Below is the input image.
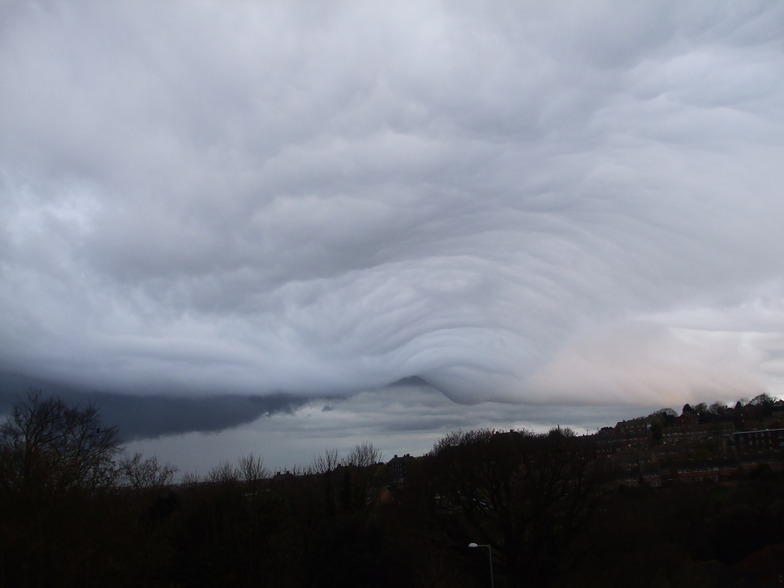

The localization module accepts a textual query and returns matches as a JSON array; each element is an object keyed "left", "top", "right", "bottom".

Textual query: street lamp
[{"left": 468, "top": 542, "right": 494, "bottom": 588}]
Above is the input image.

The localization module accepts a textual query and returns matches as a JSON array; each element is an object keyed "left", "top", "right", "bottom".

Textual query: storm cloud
[
  {"left": 2, "top": 0, "right": 784, "bottom": 419},
  {"left": 0, "top": 372, "right": 308, "bottom": 439}
]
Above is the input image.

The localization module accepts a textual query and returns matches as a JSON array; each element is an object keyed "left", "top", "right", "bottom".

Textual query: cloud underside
[
  {"left": 0, "top": 372, "right": 310, "bottom": 440},
  {"left": 1, "top": 0, "right": 784, "bottom": 409}
]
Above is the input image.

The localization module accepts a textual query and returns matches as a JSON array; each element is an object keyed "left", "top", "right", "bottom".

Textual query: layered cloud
[{"left": 2, "top": 0, "right": 784, "bottom": 408}]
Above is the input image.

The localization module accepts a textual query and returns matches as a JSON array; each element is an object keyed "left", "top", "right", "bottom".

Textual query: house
[
  {"left": 661, "top": 422, "right": 734, "bottom": 445},
  {"left": 674, "top": 460, "right": 719, "bottom": 484},
  {"left": 386, "top": 454, "right": 413, "bottom": 484},
  {"left": 640, "top": 463, "right": 662, "bottom": 488},
  {"left": 732, "top": 428, "right": 784, "bottom": 453},
  {"left": 615, "top": 417, "right": 653, "bottom": 450}
]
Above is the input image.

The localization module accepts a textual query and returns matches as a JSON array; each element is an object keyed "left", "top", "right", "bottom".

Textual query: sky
[{"left": 2, "top": 0, "right": 784, "bottom": 474}]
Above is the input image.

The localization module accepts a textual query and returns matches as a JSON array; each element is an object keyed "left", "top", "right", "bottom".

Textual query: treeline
[
  {"left": 648, "top": 393, "right": 784, "bottom": 427},
  {"left": 1, "top": 390, "right": 784, "bottom": 587}
]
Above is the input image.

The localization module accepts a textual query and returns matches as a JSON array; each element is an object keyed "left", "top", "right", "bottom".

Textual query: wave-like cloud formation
[{"left": 2, "top": 1, "right": 783, "bottom": 405}]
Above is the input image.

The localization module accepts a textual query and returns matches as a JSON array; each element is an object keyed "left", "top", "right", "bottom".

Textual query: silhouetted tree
[
  {"left": 430, "top": 428, "right": 608, "bottom": 587},
  {"left": 119, "top": 453, "right": 177, "bottom": 490},
  {"left": 344, "top": 441, "right": 383, "bottom": 468},
  {"left": 0, "top": 389, "right": 120, "bottom": 495},
  {"left": 206, "top": 460, "right": 239, "bottom": 485},
  {"left": 311, "top": 447, "right": 341, "bottom": 474},
  {"left": 237, "top": 453, "right": 268, "bottom": 485},
  {"left": 0, "top": 390, "right": 138, "bottom": 587}
]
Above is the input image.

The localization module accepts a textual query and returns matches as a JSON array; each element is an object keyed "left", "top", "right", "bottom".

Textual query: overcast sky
[{"left": 2, "top": 1, "right": 783, "bottom": 473}]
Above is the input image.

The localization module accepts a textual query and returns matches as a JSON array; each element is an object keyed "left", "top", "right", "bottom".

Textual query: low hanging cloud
[
  {"left": 2, "top": 0, "right": 784, "bottom": 410},
  {"left": 0, "top": 372, "right": 310, "bottom": 439}
]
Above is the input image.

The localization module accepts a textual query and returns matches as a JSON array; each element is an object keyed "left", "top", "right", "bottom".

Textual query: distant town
[
  {"left": 569, "top": 393, "right": 784, "bottom": 488},
  {"left": 383, "top": 393, "right": 784, "bottom": 490}
]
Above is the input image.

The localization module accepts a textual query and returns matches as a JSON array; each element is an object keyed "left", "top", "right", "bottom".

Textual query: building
[
  {"left": 732, "top": 428, "right": 784, "bottom": 453},
  {"left": 386, "top": 454, "right": 413, "bottom": 484},
  {"left": 661, "top": 422, "right": 734, "bottom": 445},
  {"left": 615, "top": 417, "right": 653, "bottom": 450}
]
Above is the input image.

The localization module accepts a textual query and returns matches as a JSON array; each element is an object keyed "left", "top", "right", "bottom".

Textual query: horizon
[{"left": 1, "top": 380, "right": 766, "bottom": 477}]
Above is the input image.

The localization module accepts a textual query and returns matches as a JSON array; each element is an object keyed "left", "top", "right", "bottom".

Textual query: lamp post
[{"left": 468, "top": 542, "right": 494, "bottom": 588}]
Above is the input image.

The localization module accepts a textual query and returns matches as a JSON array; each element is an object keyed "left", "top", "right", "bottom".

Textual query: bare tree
[
  {"left": 310, "top": 447, "right": 340, "bottom": 474},
  {"left": 343, "top": 441, "right": 383, "bottom": 468},
  {"left": 118, "top": 452, "right": 178, "bottom": 490},
  {"left": 237, "top": 454, "right": 268, "bottom": 485},
  {"left": 207, "top": 460, "right": 238, "bottom": 484},
  {"left": 181, "top": 471, "right": 201, "bottom": 487},
  {"left": 339, "top": 442, "right": 385, "bottom": 511},
  {"left": 0, "top": 389, "right": 120, "bottom": 494}
]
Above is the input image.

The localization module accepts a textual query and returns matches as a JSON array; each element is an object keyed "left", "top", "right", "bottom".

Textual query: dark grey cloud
[
  {"left": 1, "top": 0, "right": 784, "bottom": 424},
  {"left": 0, "top": 372, "right": 308, "bottom": 439},
  {"left": 86, "top": 393, "right": 306, "bottom": 441}
]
